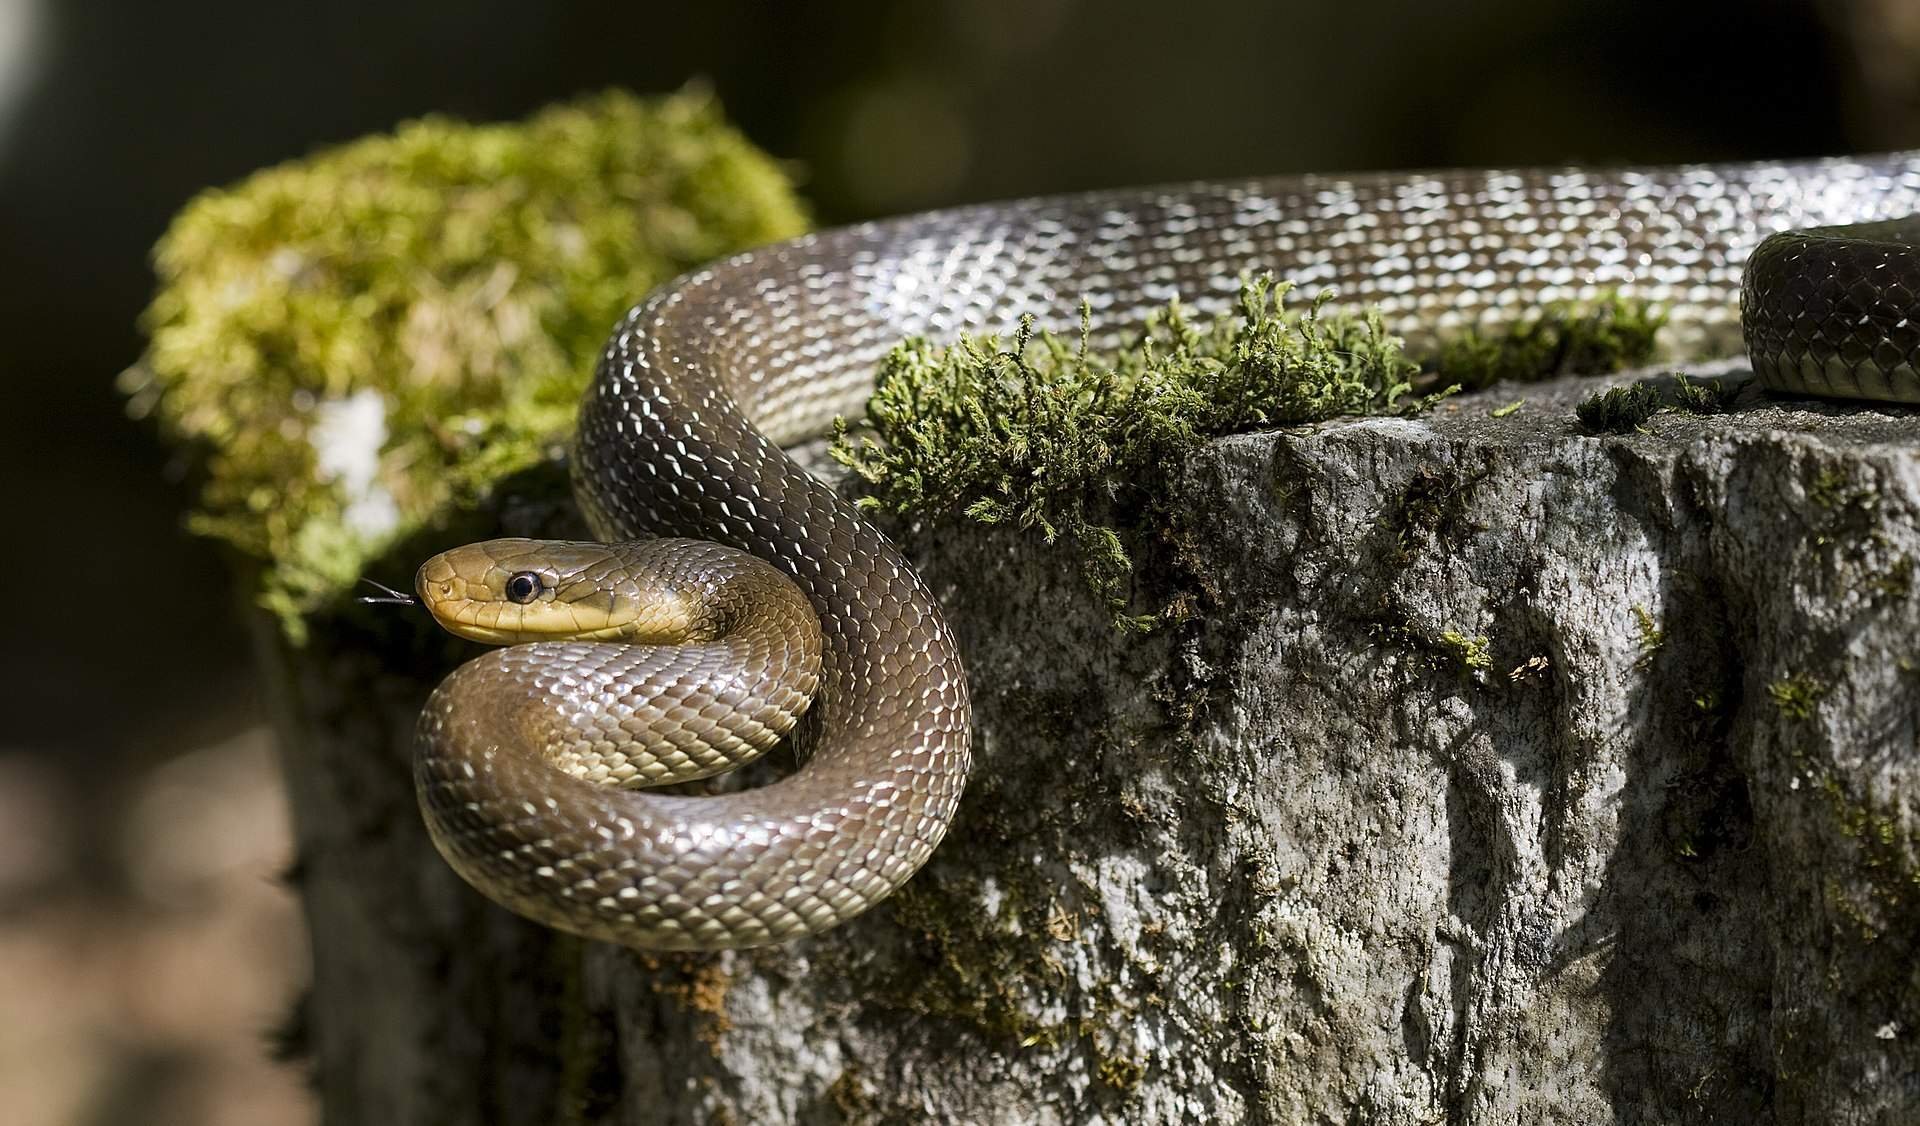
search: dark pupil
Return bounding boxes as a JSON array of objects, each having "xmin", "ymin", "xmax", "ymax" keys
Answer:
[{"xmin": 505, "ymin": 572, "xmax": 542, "ymax": 604}]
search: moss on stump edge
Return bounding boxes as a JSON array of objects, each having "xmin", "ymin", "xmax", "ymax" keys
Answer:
[
  {"xmin": 124, "ymin": 88, "xmax": 809, "ymax": 640},
  {"xmin": 832, "ymin": 283, "xmax": 1668, "ymax": 629}
]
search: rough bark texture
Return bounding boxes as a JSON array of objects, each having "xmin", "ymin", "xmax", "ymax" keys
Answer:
[{"xmin": 273, "ymin": 365, "xmax": 1920, "ymax": 1125}]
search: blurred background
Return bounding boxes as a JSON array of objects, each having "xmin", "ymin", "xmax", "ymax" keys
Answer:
[{"xmin": 0, "ymin": 0, "xmax": 1913, "ymax": 1122}]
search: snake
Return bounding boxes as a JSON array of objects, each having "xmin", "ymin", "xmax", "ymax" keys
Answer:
[{"xmin": 405, "ymin": 152, "xmax": 1920, "ymax": 951}]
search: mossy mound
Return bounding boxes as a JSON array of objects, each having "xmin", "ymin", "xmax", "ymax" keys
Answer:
[
  {"xmin": 831, "ymin": 277, "xmax": 1677, "ymax": 629},
  {"xmin": 125, "ymin": 89, "xmax": 808, "ymax": 637},
  {"xmin": 831, "ymin": 278, "xmax": 1457, "ymax": 627},
  {"xmin": 1574, "ymin": 372, "xmax": 1739, "ymax": 434}
]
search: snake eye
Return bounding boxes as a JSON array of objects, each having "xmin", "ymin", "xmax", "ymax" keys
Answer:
[{"xmin": 504, "ymin": 571, "xmax": 544, "ymax": 604}]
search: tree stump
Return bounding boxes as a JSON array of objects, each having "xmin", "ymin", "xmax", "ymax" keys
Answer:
[{"xmin": 277, "ymin": 363, "xmax": 1920, "ymax": 1124}]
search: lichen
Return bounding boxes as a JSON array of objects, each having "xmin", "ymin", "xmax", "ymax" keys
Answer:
[
  {"xmin": 832, "ymin": 276, "xmax": 1454, "ymax": 627},
  {"xmin": 125, "ymin": 88, "xmax": 809, "ymax": 639},
  {"xmin": 1433, "ymin": 291, "xmax": 1666, "ymax": 390}
]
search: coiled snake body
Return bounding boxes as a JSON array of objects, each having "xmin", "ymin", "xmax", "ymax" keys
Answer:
[{"xmin": 413, "ymin": 153, "xmax": 1920, "ymax": 950}]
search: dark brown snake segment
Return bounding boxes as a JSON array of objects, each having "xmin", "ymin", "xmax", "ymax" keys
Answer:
[{"xmin": 414, "ymin": 153, "xmax": 1920, "ymax": 950}]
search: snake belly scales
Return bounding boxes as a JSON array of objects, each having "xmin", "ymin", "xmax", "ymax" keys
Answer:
[{"xmin": 412, "ymin": 153, "xmax": 1920, "ymax": 951}]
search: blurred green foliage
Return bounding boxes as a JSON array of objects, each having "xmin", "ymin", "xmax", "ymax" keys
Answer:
[
  {"xmin": 124, "ymin": 89, "xmax": 808, "ymax": 638},
  {"xmin": 1435, "ymin": 292, "xmax": 1667, "ymax": 390}
]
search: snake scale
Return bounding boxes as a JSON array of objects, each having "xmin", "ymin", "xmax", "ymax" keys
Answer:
[{"xmin": 409, "ymin": 152, "xmax": 1920, "ymax": 950}]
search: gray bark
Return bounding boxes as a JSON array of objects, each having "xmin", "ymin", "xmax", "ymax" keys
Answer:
[{"xmin": 274, "ymin": 365, "xmax": 1920, "ymax": 1125}]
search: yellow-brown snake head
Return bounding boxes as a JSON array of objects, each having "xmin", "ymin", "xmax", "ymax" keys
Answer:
[{"xmin": 416, "ymin": 538, "xmax": 714, "ymax": 646}]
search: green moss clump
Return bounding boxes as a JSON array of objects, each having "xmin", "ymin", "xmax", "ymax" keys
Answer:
[
  {"xmin": 1575, "ymin": 383, "xmax": 1663, "ymax": 434},
  {"xmin": 1097, "ymin": 1055, "xmax": 1145, "ymax": 1091},
  {"xmin": 1631, "ymin": 605, "xmax": 1664, "ymax": 669},
  {"xmin": 1669, "ymin": 374, "xmax": 1737, "ymax": 415},
  {"xmin": 1440, "ymin": 629, "xmax": 1493, "ymax": 672},
  {"xmin": 1806, "ymin": 465, "xmax": 1877, "ymax": 514},
  {"xmin": 125, "ymin": 89, "xmax": 809, "ymax": 637},
  {"xmin": 1575, "ymin": 374, "xmax": 1736, "ymax": 435},
  {"xmin": 1434, "ymin": 292, "xmax": 1666, "ymax": 390},
  {"xmin": 831, "ymin": 275, "xmax": 1455, "ymax": 626},
  {"xmin": 1769, "ymin": 675, "xmax": 1827, "ymax": 722}
]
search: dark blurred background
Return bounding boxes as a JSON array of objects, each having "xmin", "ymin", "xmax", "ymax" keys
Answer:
[{"xmin": 0, "ymin": 0, "xmax": 1913, "ymax": 1121}]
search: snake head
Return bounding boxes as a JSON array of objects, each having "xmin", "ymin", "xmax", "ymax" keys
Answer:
[{"xmin": 415, "ymin": 538, "xmax": 708, "ymax": 646}]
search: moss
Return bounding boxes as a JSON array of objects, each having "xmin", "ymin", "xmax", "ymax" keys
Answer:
[
  {"xmin": 1669, "ymin": 374, "xmax": 1736, "ymax": 415},
  {"xmin": 125, "ymin": 88, "xmax": 809, "ymax": 639},
  {"xmin": 1869, "ymin": 555, "xmax": 1916, "ymax": 600},
  {"xmin": 1440, "ymin": 629, "xmax": 1493, "ymax": 672},
  {"xmin": 876, "ymin": 873, "xmax": 1073, "ymax": 1045},
  {"xmin": 1807, "ymin": 466, "xmax": 1864, "ymax": 511},
  {"xmin": 1666, "ymin": 774, "xmax": 1752, "ymax": 863},
  {"xmin": 832, "ymin": 275, "xmax": 1455, "ymax": 628},
  {"xmin": 813, "ymin": 677, "xmax": 1184, "ymax": 1070},
  {"xmin": 821, "ymin": 682, "xmax": 1112, "ymax": 1046},
  {"xmin": 1653, "ymin": 666, "xmax": 1750, "ymax": 866},
  {"xmin": 1097, "ymin": 1055, "xmax": 1146, "ymax": 1091},
  {"xmin": 1631, "ymin": 605, "xmax": 1664, "ymax": 669},
  {"xmin": 1489, "ymin": 398, "xmax": 1525, "ymax": 418},
  {"xmin": 1433, "ymin": 292, "xmax": 1666, "ymax": 390},
  {"xmin": 1801, "ymin": 463, "xmax": 1888, "ymax": 560},
  {"xmin": 1768, "ymin": 675, "xmax": 1827, "ymax": 722},
  {"xmin": 1813, "ymin": 779, "xmax": 1920, "ymax": 943},
  {"xmin": 1769, "ymin": 666, "xmax": 1917, "ymax": 949},
  {"xmin": 1379, "ymin": 463, "xmax": 1486, "ymax": 568},
  {"xmin": 1574, "ymin": 374, "xmax": 1736, "ymax": 434},
  {"xmin": 1788, "ymin": 758, "xmax": 1920, "ymax": 947},
  {"xmin": 1575, "ymin": 383, "xmax": 1664, "ymax": 434}
]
